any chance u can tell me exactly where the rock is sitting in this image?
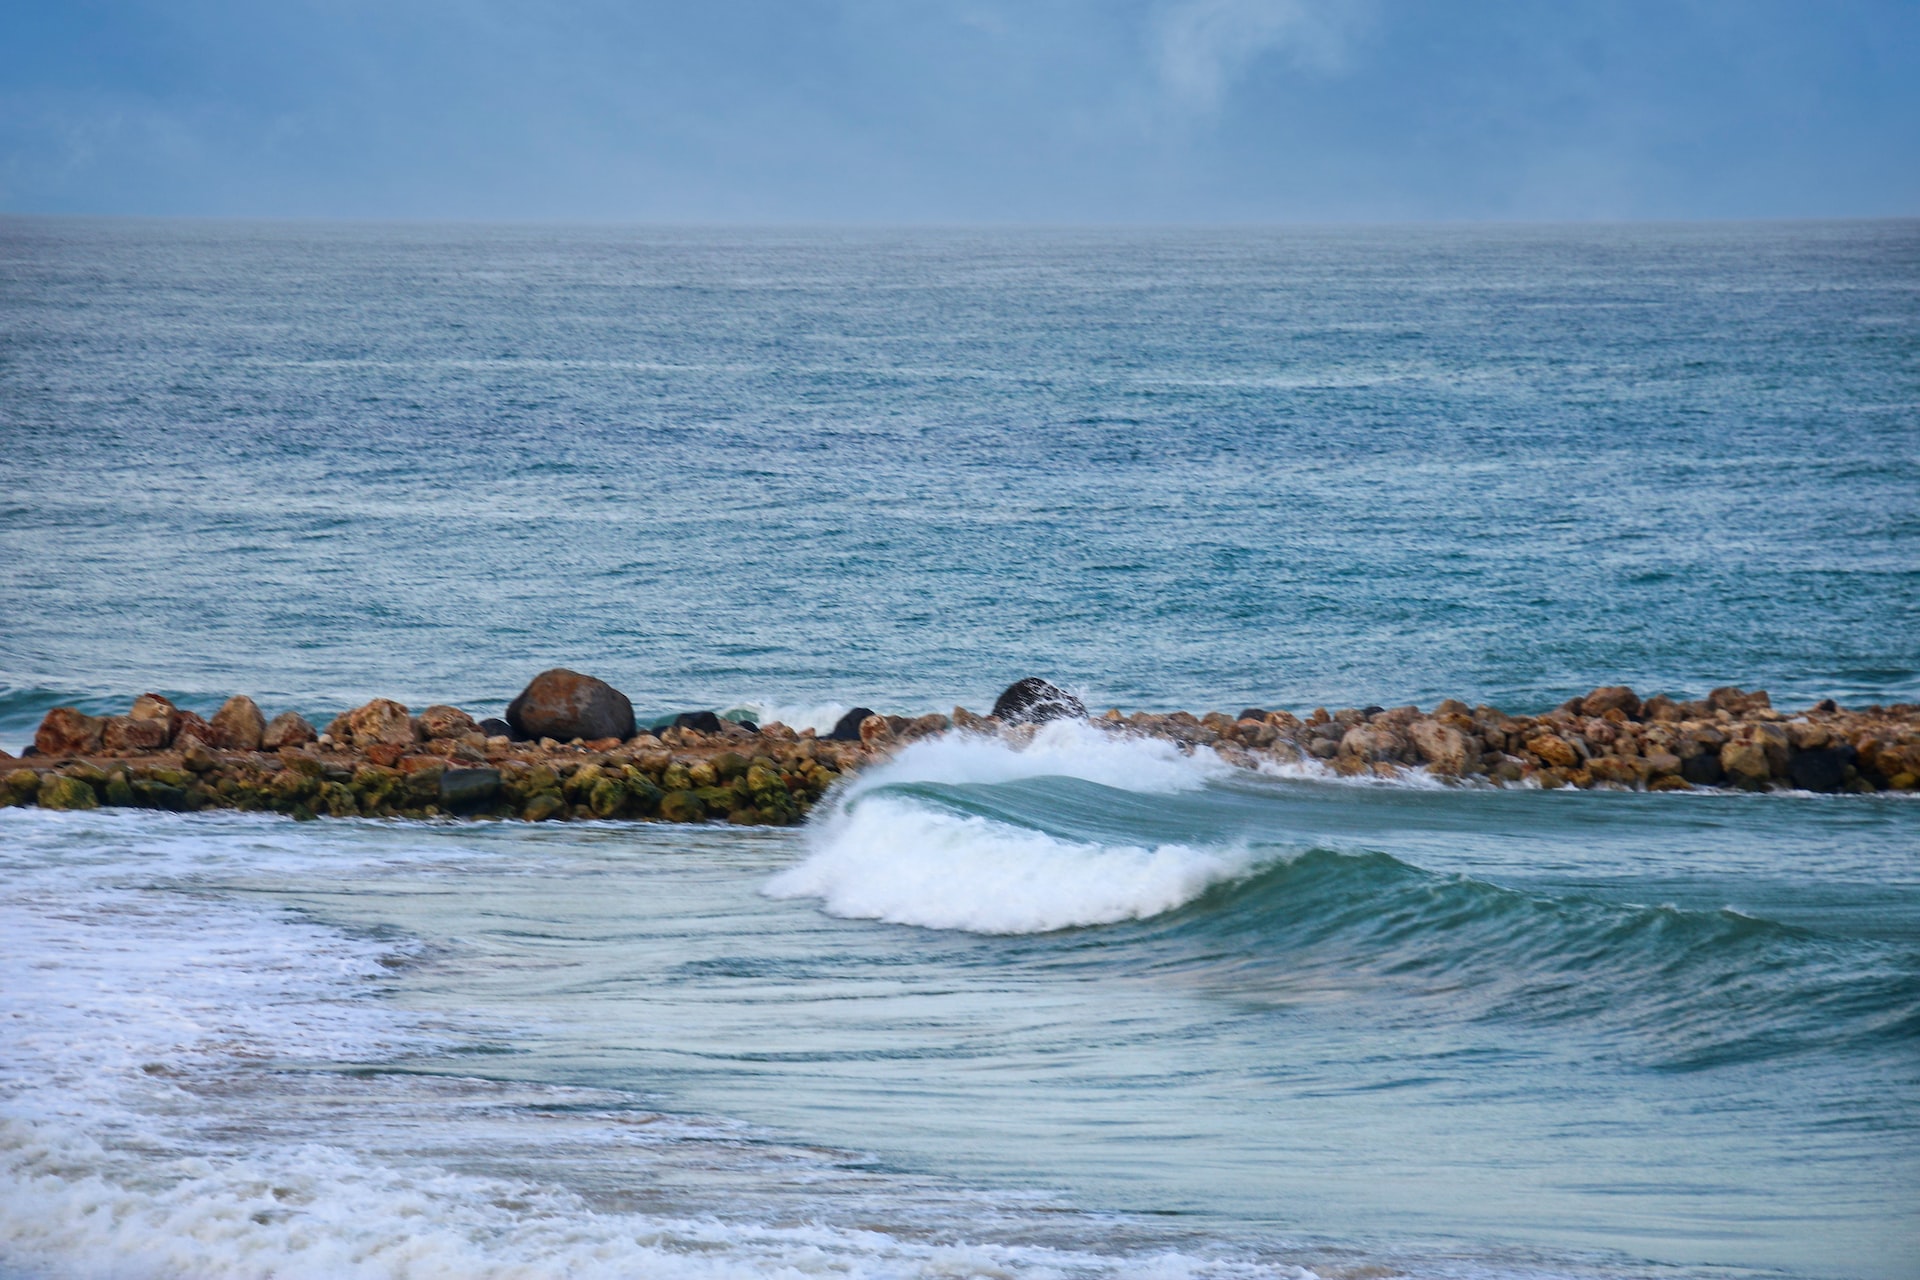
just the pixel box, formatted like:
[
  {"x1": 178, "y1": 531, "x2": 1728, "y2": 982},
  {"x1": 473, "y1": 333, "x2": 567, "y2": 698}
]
[
  {"x1": 181, "y1": 739, "x2": 220, "y2": 773},
  {"x1": 1339, "y1": 725, "x2": 1404, "y2": 763},
  {"x1": 102, "y1": 715, "x2": 170, "y2": 753},
  {"x1": 504, "y1": 670, "x2": 635, "y2": 743},
  {"x1": 826, "y1": 708, "x2": 877, "y2": 742},
  {"x1": 37, "y1": 774, "x2": 99, "y2": 810},
  {"x1": 1586, "y1": 755, "x2": 1650, "y2": 786},
  {"x1": 261, "y1": 712, "x2": 317, "y2": 749},
  {"x1": 1579, "y1": 686, "x2": 1642, "y2": 720},
  {"x1": 1236, "y1": 708, "x2": 1268, "y2": 723},
  {"x1": 130, "y1": 693, "x2": 177, "y2": 724},
  {"x1": 1641, "y1": 694, "x2": 1684, "y2": 722},
  {"x1": 672, "y1": 710, "x2": 724, "y2": 735},
  {"x1": 329, "y1": 699, "x2": 414, "y2": 748},
  {"x1": 1406, "y1": 718, "x2": 1471, "y2": 776},
  {"x1": 103, "y1": 772, "x2": 136, "y2": 807},
  {"x1": 1709, "y1": 686, "x2": 1771, "y2": 715},
  {"x1": 1525, "y1": 733, "x2": 1579, "y2": 770},
  {"x1": 1787, "y1": 746, "x2": 1852, "y2": 793},
  {"x1": 35, "y1": 707, "x2": 105, "y2": 757},
  {"x1": 363, "y1": 743, "x2": 407, "y2": 767},
  {"x1": 659, "y1": 790, "x2": 706, "y2": 823},
  {"x1": 439, "y1": 767, "x2": 501, "y2": 813},
  {"x1": 418, "y1": 705, "x2": 478, "y2": 740},
  {"x1": 476, "y1": 717, "x2": 517, "y2": 740},
  {"x1": 172, "y1": 711, "x2": 214, "y2": 748},
  {"x1": 858, "y1": 714, "x2": 893, "y2": 747},
  {"x1": 1680, "y1": 752, "x2": 1725, "y2": 785},
  {"x1": 990, "y1": 678, "x2": 1086, "y2": 725},
  {"x1": 1720, "y1": 742, "x2": 1771, "y2": 790},
  {"x1": 209, "y1": 696, "x2": 266, "y2": 751},
  {"x1": 522, "y1": 792, "x2": 566, "y2": 822},
  {"x1": 1644, "y1": 749, "x2": 1683, "y2": 779}
]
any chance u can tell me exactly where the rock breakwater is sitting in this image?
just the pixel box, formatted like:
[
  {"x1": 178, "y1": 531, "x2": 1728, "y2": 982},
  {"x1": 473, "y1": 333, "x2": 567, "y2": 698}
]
[{"x1": 4, "y1": 679, "x2": 1917, "y2": 824}]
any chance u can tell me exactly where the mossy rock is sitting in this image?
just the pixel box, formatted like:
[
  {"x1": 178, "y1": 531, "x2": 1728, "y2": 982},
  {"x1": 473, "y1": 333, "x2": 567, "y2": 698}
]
[
  {"x1": 103, "y1": 773, "x2": 137, "y2": 807},
  {"x1": 318, "y1": 781, "x2": 359, "y2": 817},
  {"x1": 727, "y1": 807, "x2": 764, "y2": 825},
  {"x1": 711, "y1": 752, "x2": 749, "y2": 782},
  {"x1": 132, "y1": 780, "x2": 189, "y2": 811},
  {"x1": 38, "y1": 774, "x2": 100, "y2": 811},
  {"x1": 659, "y1": 790, "x2": 706, "y2": 823},
  {"x1": 62, "y1": 762, "x2": 110, "y2": 787},
  {"x1": 587, "y1": 776, "x2": 627, "y2": 818},
  {"x1": 661, "y1": 763, "x2": 692, "y2": 791},
  {"x1": 620, "y1": 770, "x2": 663, "y2": 816},
  {"x1": 522, "y1": 793, "x2": 566, "y2": 822}
]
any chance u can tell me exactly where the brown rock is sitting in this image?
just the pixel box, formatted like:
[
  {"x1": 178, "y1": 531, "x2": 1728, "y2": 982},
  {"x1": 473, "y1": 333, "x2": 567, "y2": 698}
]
[
  {"x1": 1338, "y1": 725, "x2": 1405, "y2": 762},
  {"x1": 129, "y1": 693, "x2": 178, "y2": 725},
  {"x1": 329, "y1": 699, "x2": 414, "y2": 748},
  {"x1": 417, "y1": 704, "x2": 479, "y2": 739},
  {"x1": 1641, "y1": 694, "x2": 1684, "y2": 722},
  {"x1": 261, "y1": 712, "x2": 317, "y2": 749},
  {"x1": 103, "y1": 715, "x2": 170, "y2": 753},
  {"x1": 1708, "y1": 686, "x2": 1771, "y2": 715},
  {"x1": 858, "y1": 714, "x2": 894, "y2": 747},
  {"x1": 172, "y1": 711, "x2": 214, "y2": 748},
  {"x1": 1526, "y1": 733, "x2": 1579, "y2": 770},
  {"x1": 1720, "y1": 741, "x2": 1771, "y2": 790},
  {"x1": 1587, "y1": 755, "x2": 1651, "y2": 786},
  {"x1": 364, "y1": 742, "x2": 407, "y2": 767},
  {"x1": 1644, "y1": 749, "x2": 1683, "y2": 778},
  {"x1": 1406, "y1": 719, "x2": 1472, "y2": 776},
  {"x1": 35, "y1": 707, "x2": 105, "y2": 757},
  {"x1": 505, "y1": 670, "x2": 635, "y2": 743},
  {"x1": 1579, "y1": 686, "x2": 1642, "y2": 720},
  {"x1": 209, "y1": 696, "x2": 266, "y2": 751}
]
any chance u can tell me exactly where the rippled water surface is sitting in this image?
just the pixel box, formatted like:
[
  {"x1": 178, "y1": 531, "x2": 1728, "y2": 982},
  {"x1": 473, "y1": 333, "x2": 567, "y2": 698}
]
[{"x1": 2, "y1": 219, "x2": 1918, "y2": 1280}]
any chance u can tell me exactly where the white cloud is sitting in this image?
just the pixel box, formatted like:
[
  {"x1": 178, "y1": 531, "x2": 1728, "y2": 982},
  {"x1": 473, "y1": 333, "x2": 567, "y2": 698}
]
[{"x1": 1155, "y1": 0, "x2": 1366, "y2": 112}]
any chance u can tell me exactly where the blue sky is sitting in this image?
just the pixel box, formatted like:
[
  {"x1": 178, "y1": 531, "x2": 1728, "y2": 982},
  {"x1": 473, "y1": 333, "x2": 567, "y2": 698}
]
[{"x1": 2, "y1": 0, "x2": 1915, "y2": 221}]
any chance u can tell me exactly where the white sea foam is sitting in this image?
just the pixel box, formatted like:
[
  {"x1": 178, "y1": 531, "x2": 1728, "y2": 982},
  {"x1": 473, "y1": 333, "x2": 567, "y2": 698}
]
[
  {"x1": 0, "y1": 808, "x2": 1299, "y2": 1280},
  {"x1": 766, "y1": 720, "x2": 1259, "y2": 933}
]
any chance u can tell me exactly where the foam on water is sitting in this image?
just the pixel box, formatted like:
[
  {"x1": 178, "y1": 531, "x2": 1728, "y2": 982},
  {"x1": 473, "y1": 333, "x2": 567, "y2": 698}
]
[
  {"x1": 0, "y1": 808, "x2": 1310, "y2": 1280},
  {"x1": 767, "y1": 722, "x2": 1266, "y2": 933}
]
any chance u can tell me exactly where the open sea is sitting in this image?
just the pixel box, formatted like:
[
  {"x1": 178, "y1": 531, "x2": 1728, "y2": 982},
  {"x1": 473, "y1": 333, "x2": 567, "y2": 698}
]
[{"x1": 2, "y1": 217, "x2": 1918, "y2": 1280}]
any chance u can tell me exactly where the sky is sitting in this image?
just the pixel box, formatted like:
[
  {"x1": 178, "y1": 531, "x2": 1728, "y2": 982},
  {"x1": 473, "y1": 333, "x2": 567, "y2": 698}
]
[{"x1": 1, "y1": 0, "x2": 1915, "y2": 223}]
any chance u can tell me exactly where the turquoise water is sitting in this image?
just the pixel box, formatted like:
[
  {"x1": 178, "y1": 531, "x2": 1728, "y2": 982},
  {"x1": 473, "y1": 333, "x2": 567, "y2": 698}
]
[{"x1": 2, "y1": 218, "x2": 1918, "y2": 1280}]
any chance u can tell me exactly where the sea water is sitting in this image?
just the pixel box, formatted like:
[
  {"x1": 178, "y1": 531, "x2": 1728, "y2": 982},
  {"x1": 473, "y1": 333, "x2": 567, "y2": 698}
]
[{"x1": 1, "y1": 219, "x2": 1917, "y2": 1280}]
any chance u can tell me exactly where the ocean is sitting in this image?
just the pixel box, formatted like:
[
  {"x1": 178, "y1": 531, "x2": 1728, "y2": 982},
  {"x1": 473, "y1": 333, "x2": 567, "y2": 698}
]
[{"x1": 1, "y1": 217, "x2": 1917, "y2": 1279}]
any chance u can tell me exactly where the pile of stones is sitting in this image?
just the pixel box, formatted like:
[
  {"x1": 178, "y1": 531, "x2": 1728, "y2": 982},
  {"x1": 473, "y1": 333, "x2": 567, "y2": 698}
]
[{"x1": 4, "y1": 673, "x2": 1915, "y2": 823}]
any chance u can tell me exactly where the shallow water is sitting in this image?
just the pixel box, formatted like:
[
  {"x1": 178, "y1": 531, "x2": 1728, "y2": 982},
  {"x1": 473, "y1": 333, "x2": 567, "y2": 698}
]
[{"x1": 2, "y1": 219, "x2": 1918, "y2": 1279}]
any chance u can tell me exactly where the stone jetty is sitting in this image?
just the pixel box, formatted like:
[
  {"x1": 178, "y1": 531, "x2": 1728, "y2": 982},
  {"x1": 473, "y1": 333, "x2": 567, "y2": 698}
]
[{"x1": 3, "y1": 673, "x2": 1917, "y2": 822}]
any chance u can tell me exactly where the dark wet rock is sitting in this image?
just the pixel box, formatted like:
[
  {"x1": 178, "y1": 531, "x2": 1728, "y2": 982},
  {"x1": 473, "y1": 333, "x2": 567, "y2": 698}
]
[
  {"x1": 209, "y1": 696, "x2": 266, "y2": 751},
  {"x1": 506, "y1": 670, "x2": 635, "y2": 743},
  {"x1": 475, "y1": 717, "x2": 519, "y2": 740},
  {"x1": 1787, "y1": 745, "x2": 1853, "y2": 793},
  {"x1": 439, "y1": 767, "x2": 501, "y2": 813},
  {"x1": 991, "y1": 679, "x2": 1086, "y2": 726},
  {"x1": 826, "y1": 707, "x2": 877, "y2": 741},
  {"x1": 1236, "y1": 708, "x2": 1268, "y2": 723},
  {"x1": 672, "y1": 710, "x2": 724, "y2": 735},
  {"x1": 35, "y1": 707, "x2": 105, "y2": 757}
]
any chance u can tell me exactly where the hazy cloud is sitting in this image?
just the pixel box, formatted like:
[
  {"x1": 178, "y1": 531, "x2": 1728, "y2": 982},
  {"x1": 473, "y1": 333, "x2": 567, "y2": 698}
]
[{"x1": 1155, "y1": 0, "x2": 1367, "y2": 112}]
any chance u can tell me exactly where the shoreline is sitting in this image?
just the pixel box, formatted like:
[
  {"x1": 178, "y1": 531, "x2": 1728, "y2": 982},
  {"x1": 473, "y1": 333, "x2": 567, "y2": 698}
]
[{"x1": 4, "y1": 677, "x2": 1918, "y2": 823}]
